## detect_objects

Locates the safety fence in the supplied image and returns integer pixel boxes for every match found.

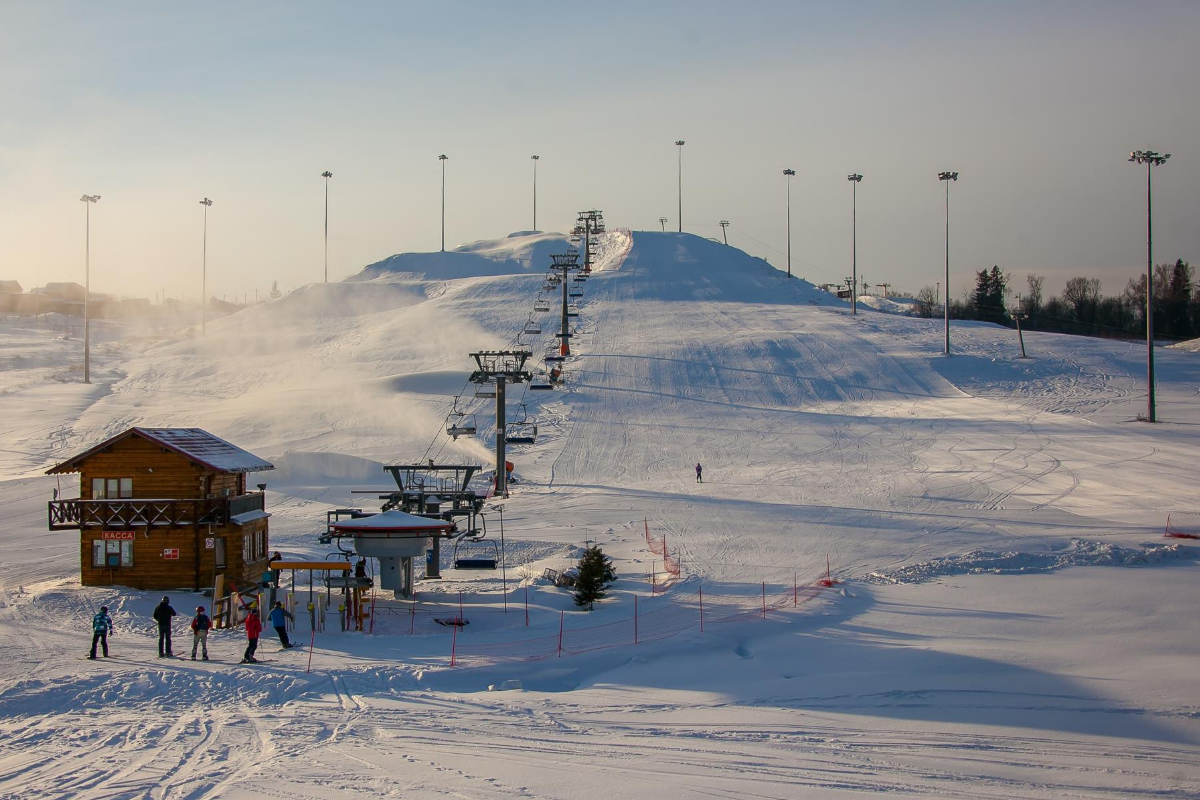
[644,518,680,590]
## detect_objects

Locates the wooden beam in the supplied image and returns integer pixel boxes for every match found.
[269,561,351,571]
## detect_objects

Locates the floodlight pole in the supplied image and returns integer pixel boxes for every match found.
[321,171,332,282]
[675,140,685,232]
[439,155,448,252]
[848,174,863,315]
[1129,149,1170,422]
[719,220,730,245]
[938,171,958,354]
[200,198,213,334]
[80,194,100,383]
[531,155,539,231]
[783,170,795,279]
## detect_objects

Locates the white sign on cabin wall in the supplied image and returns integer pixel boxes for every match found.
[205,538,215,549]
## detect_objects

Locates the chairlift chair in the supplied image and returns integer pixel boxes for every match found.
[534,299,550,312]
[505,421,537,445]
[567,306,580,317]
[474,381,497,399]
[453,534,498,570]
[446,413,477,440]
[523,316,542,335]
[568,289,583,298]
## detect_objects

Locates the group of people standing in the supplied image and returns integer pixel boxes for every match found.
[88,596,296,664]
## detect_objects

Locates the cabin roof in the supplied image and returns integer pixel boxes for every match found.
[46,427,275,475]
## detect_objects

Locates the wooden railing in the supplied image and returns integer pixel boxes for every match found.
[47,493,264,530]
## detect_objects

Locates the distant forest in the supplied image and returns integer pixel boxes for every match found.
[913,259,1198,342]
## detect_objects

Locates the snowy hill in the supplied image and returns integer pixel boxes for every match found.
[1,229,1198,799]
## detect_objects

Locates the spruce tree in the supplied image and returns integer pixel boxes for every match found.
[573,545,617,609]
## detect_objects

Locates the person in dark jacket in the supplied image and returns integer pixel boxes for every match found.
[269,601,295,648]
[153,596,177,657]
[242,603,262,663]
[695,462,703,483]
[88,606,113,659]
[190,606,212,661]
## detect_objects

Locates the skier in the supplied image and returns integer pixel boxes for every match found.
[190,605,212,661]
[269,601,295,648]
[242,603,262,663]
[88,605,113,659]
[695,462,703,483]
[153,596,177,657]
[270,551,282,588]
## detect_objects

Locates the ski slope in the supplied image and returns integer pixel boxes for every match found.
[1,230,1197,799]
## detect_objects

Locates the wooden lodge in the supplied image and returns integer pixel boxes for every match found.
[46,427,274,591]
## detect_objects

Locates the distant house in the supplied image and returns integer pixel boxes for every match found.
[47,427,275,591]
[0,280,22,312]
[40,282,86,303]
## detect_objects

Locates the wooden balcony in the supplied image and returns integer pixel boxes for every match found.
[48,493,265,531]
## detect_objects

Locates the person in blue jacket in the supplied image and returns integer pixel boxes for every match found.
[269,601,295,648]
[88,606,113,659]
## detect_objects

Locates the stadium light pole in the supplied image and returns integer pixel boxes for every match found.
[320,171,332,283]
[531,155,539,232]
[937,171,958,354]
[200,198,213,334]
[782,169,795,280]
[847,174,863,315]
[1129,149,1170,422]
[675,140,685,233]
[80,194,100,383]
[659,216,668,232]
[439,154,448,251]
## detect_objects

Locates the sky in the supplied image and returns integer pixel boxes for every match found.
[1,1,1197,303]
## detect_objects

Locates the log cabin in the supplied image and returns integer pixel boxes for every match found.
[46,427,274,591]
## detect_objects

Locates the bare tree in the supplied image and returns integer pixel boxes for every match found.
[1025,274,1044,314]
[915,285,938,318]
[1061,276,1102,322]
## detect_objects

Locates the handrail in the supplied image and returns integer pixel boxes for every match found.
[47,493,264,530]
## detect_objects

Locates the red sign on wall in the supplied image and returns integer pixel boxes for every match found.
[163,548,180,560]
[102,531,136,541]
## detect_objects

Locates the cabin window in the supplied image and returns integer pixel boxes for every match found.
[92,539,133,567]
[92,478,133,499]
[243,533,251,565]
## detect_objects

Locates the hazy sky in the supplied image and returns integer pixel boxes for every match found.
[2,1,1197,303]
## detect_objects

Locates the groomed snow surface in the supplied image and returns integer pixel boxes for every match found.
[1,230,1198,799]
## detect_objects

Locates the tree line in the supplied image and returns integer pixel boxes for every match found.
[913,259,1198,341]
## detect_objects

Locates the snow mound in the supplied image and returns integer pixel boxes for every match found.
[349,232,574,282]
[858,295,920,316]
[865,539,1191,584]
[1168,337,1200,353]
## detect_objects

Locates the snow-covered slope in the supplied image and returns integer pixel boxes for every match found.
[1,229,1198,799]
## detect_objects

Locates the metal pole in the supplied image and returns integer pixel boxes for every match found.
[496,377,507,497]
[787,176,791,280]
[531,155,538,231]
[439,155,448,252]
[675,140,685,233]
[851,180,857,315]
[560,261,570,356]
[499,506,507,611]
[201,200,210,334]
[1146,161,1156,422]
[944,178,951,354]
[84,201,91,383]
[323,176,329,282]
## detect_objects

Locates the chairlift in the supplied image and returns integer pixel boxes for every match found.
[505,421,538,445]
[446,397,477,440]
[568,289,583,298]
[567,306,580,317]
[523,316,541,335]
[533,299,550,312]
[474,381,497,399]
[453,532,498,570]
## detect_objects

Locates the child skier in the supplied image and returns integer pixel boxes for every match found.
[269,601,295,648]
[88,605,113,659]
[242,603,262,663]
[190,606,212,661]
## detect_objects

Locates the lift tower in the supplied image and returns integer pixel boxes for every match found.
[549,251,581,360]
[468,349,532,498]
[576,210,604,272]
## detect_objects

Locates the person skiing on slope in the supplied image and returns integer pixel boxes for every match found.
[153,596,177,657]
[695,462,703,483]
[88,605,113,659]
[242,602,262,663]
[269,601,295,649]
[190,606,212,661]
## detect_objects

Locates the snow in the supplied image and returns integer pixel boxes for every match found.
[1,229,1198,798]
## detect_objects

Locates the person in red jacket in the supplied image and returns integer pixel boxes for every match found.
[242,604,263,663]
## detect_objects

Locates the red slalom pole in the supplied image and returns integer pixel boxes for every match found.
[699,585,704,632]
[557,610,564,658]
[634,595,638,644]
[450,623,458,667]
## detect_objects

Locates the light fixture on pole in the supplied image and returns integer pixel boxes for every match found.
[79,194,101,384]
[847,174,863,315]
[1128,149,1171,422]
[675,140,685,233]
[659,216,668,232]
[937,171,959,354]
[719,220,730,245]
[531,155,539,232]
[782,169,795,280]
[320,171,332,283]
[439,154,449,252]
[199,198,213,334]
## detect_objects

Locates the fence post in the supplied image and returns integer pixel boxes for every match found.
[762,581,767,617]
[651,562,656,594]
[306,629,315,674]
[557,610,564,658]
[450,623,458,667]
[409,601,415,635]
[634,595,638,645]
[368,592,376,635]
[794,572,798,607]
[525,586,529,627]
[458,591,464,624]
[699,585,704,632]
